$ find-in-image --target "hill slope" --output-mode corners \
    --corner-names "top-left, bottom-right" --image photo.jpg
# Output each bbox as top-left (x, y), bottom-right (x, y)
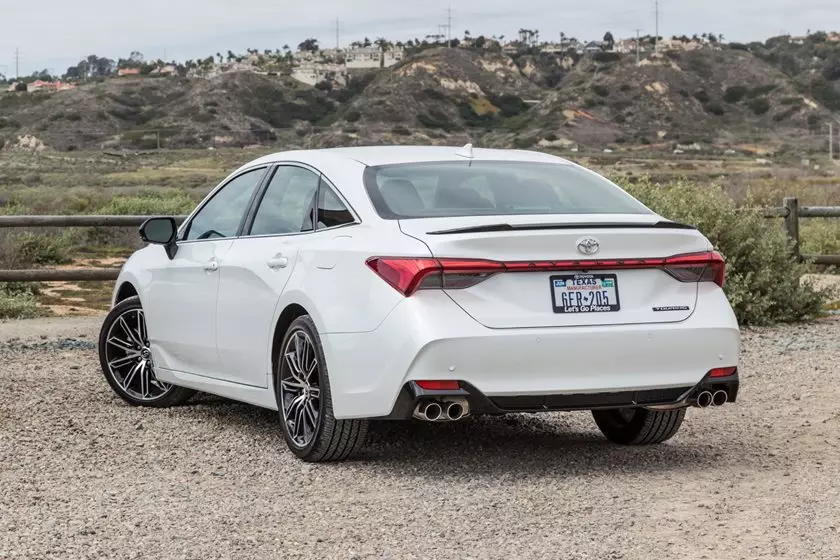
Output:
top-left (1, 43), bottom-right (838, 153)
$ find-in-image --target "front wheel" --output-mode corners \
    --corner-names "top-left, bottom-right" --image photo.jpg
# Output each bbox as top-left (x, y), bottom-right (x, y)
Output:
top-left (592, 407), bottom-right (685, 445)
top-left (275, 315), bottom-right (368, 462)
top-left (98, 296), bottom-right (196, 407)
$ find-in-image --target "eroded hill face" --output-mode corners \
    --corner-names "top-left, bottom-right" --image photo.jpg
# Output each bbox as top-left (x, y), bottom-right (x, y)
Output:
top-left (1, 42), bottom-right (838, 152)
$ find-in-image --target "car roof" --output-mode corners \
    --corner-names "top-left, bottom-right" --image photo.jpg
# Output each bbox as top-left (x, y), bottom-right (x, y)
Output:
top-left (241, 145), bottom-right (571, 169)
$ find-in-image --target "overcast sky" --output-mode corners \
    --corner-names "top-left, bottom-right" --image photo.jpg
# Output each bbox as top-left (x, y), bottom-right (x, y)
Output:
top-left (0, 0), bottom-right (837, 77)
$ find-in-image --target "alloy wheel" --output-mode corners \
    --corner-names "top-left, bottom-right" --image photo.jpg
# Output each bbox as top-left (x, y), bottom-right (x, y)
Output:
top-left (279, 330), bottom-right (321, 448)
top-left (103, 308), bottom-right (171, 401)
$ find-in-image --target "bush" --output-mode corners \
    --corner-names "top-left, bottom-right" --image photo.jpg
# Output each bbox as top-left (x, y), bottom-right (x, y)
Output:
top-left (622, 180), bottom-right (828, 325)
top-left (0, 282), bottom-right (45, 319)
top-left (97, 190), bottom-right (197, 216)
top-left (723, 86), bottom-right (748, 104)
top-left (593, 52), bottom-right (620, 63)
top-left (592, 84), bottom-right (610, 97)
top-left (747, 97), bottom-right (771, 115)
top-left (704, 102), bottom-right (725, 116)
top-left (487, 93), bottom-right (528, 117)
top-left (12, 232), bottom-right (73, 266)
top-left (693, 90), bottom-right (710, 104)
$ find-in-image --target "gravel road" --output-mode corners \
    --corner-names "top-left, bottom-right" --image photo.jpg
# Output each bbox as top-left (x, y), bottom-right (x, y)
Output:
top-left (2, 317), bottom-right (840, 559)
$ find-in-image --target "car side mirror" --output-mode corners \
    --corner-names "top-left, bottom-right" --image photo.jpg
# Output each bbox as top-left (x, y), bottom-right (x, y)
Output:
top-left (139, 217), bottom-right (179, 259)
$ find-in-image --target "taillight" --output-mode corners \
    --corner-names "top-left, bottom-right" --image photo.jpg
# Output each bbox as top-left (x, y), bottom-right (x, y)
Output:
top-left (415, 380), bottom-right (460, 390)
top-left (662, 251), bottom-right (725, 288)
top-left (708, 367), bottom-right (737, 378)
top-left (366, 257), bottom-right (503, 296)
top-left (367, 251), bottom-right (726, 296)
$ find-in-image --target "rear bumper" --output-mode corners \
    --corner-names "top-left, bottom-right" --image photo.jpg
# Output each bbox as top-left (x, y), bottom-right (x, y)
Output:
top-left (384, 371), bottom-right (740, 418)
top-left (322, 288), bottom-right (739, 419)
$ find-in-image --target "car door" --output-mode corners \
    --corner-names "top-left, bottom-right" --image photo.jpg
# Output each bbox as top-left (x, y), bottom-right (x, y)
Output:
top-left (144, 167), bottom-right (266, 377)
top-left (215, 166), bottom-right (357, 387)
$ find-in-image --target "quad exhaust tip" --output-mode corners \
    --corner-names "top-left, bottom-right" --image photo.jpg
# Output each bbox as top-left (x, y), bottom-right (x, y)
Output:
top-left (712, 390), bottom-right (728, 407)
top-left (423, 402), bottom-right (442, 421)
top-left (696, 391), bottom-right (713, 408)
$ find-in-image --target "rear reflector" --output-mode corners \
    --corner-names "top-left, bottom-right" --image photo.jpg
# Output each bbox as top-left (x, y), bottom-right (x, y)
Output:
top-left (415, 380), bottom-right (460, 390)
top-left (367, 251), bottom-right (726, 296)
top-left (708, 367), bottom-right (737, 378)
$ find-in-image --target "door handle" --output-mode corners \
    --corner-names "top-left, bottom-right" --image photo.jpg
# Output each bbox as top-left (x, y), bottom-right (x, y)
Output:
top-left (266, 256), bottom-right (289, 270)
top-left (203, 260), bottom-right (219, 272)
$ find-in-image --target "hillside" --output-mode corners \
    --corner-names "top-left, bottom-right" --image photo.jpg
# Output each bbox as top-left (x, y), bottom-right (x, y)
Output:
top-left (1, 42), bottom-right (839, 153)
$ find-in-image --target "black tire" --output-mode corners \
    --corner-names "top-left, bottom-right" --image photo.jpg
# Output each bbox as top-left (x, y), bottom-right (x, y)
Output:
top-left (275, 315), bottom-right (368, 462)
top-left (592, 407), bottom-right (685, 445)
top-left (98, 296), bottom-right (196, 408)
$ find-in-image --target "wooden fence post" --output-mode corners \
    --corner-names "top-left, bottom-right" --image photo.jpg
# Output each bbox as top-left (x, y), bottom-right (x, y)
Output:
top-left (783, 197), bottom-right (800, 259)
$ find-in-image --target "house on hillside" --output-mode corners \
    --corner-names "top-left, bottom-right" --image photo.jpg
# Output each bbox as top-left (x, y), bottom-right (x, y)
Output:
top-left (345, 46), bottom-right (404, 69)
top-left (541, 43), bottom-right (565, 54)
top-left (11, 80), bottom-right (76, 92)
top-left (827, 32), bottom-right (840, 43)
top-left (583, 41), bottom-right (606, 53)
top-left (291, 61), bottom-right (346, 86)
top-left (615, 39), bottom-right (645, 54)
top-left (502, 42), bottom-right (520, 55)
top-left (151, 65), bottom-right (178, 76)
top-left (118, 68), bottom-right (141, 76)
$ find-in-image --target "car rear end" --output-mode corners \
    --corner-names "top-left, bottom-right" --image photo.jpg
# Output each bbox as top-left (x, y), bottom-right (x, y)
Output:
top-left (321, 155), bottom-right (740, 422)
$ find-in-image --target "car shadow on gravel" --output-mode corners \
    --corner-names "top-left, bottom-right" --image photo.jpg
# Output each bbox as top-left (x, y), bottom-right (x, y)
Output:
top-left (176, 395), bottom-right (744, 475)
top-left (359, 414), bottom-right (740, 477)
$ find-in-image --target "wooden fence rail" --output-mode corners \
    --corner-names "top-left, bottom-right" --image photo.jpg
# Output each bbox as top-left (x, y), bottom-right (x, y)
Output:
top-left (0, 199), bottom-right (838, 282)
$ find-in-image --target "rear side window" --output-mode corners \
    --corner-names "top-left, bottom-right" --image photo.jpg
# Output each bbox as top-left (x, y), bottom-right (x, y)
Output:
top-left (316, 182), bottom-right (355, 229)
top-left (363, 161), bottom-right (650, 219)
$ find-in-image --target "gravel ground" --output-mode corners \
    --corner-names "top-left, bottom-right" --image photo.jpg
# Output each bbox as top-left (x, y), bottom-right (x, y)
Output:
top-left (2, 317), bottom-right (840, 559)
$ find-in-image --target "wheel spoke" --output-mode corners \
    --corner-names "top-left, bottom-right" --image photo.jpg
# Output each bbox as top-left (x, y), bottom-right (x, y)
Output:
top-left (121, 361), bottom-right (142, 391)
top-left (108, 336), bottom-right (135, 353)
top-left (137, 310), bottom-right (148, 345)
top-left (139, 361), bottom-right (150, 398)
top-left (109, 354), bottom-right (140, 369)
top-left (284, 352), bottom-right (306, 385)
top-left (118, 316), bottom-right (143, 348)
top-left (304, 400), bottom-right (318, 429)
top-left (293, 399), bottom-right (307, 442)
top-left (308, 386), bottom-right (320, 399)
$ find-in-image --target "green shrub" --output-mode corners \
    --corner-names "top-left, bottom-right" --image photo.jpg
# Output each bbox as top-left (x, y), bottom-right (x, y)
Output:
top-left (693, 90), bottom-right (710, 104)
top-left (622, 179), bottom-right (828, 325)
top-left (747, 97), bottom-right (771, 115)
top-left (593, 51), bottom-right (620, 63)
top-left (13, 232), bottom-right (73, 266)
top-left (592, 84), bottom-right (610, 97)
top-left (0, 282), bottom-right (46, 319)
top-left (97, 190), bottom-right (197, 216)
top-left (704, 102), bottom-right (725, 115)
top-left (723, 86), bottom-right (748, 104)
top-left (487, 93), bottom-right (529, 117)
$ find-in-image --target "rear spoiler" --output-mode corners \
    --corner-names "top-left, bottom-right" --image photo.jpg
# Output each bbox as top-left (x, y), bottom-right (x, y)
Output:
top-left (427, 221), bottom-right (697, 235)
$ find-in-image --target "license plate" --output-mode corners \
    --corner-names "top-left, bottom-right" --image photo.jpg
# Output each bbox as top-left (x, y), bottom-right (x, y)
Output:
top-left (551, 274), bottom-right (620, 313)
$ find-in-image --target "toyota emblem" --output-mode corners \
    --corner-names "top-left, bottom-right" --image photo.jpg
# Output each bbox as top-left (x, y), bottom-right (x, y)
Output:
top-left (576, 237), bottom-right (600, 255)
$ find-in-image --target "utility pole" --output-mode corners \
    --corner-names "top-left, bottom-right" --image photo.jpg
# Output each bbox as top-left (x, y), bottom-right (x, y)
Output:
top-left (654, 0), bottom-right (660, 53)
top-left (635, 28), bottom-right (641, 64)
top-left (828, 122), bottom-right (834, 162)
top-left (15, 48), bottom-right (20, 79)
top-left (335, 18), bottom-right (340, 50)
top-left (447, 6), bottom-right (452, 47)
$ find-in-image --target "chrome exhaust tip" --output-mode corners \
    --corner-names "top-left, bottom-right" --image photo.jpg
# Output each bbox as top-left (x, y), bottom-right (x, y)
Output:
top-left (423, 402), bottom-right (443, 422)
top-left (696, 391), bottom-right (713, 408)
top-left (712, 390), bottom-right (728, 407)
top-left (446, 401), bottom-right (464, 421)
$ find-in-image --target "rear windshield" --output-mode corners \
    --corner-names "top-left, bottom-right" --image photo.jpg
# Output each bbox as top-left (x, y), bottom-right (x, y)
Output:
top-left (363, 161), bottom-right (650, 219)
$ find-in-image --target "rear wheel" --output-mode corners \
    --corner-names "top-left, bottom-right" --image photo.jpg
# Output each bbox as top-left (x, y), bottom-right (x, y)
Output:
top-left (275, 315), bottom-right (368, 462)
top-left (98, 296), bottom-right (196, 407)
top-left (592, 407), bottom-right (685, 445)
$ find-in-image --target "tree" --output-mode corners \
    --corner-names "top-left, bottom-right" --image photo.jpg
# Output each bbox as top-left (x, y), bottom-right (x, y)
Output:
top-left (363, 37), bottom-right (372, 47)
top-left (298, 38), bottom-right (319, 53)
top-left (464, 30), bottom-right (471, 39)
top-left (14, 82), bottom-right (27, 92)
top-left (227, 50), bottom-right (236, 62)
top-left (216, 52), bottom-right (223, 64)
top-left (603, 31), bottom-right (615, 50)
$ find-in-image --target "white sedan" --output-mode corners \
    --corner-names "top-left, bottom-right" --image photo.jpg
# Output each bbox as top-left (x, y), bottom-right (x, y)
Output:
top-left (99, 146), bottom-right (740, 462)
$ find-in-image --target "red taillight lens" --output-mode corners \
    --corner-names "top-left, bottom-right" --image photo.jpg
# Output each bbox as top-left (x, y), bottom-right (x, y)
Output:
top-left (367, 251), bottom-right (726, 296)
top-left (366, 257), bottom-right (503, 296)
top-left (663, 251), bottom-right (725, 288)
top-left (415, 380), bottom-right (460, 390)
top-left (708, 367), bottom-right (737, 378)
